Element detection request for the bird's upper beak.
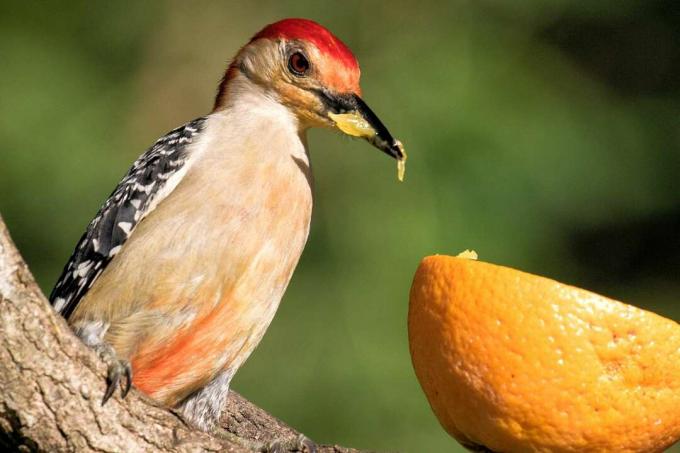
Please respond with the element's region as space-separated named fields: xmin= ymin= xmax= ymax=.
xmin=316 ymin=91 xmax=405 ymax=161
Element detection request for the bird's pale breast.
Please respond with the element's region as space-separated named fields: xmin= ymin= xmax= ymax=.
xmin=72 ymin=110 xmax=313 ymax=405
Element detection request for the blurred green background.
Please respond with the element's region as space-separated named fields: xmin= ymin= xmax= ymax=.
xmin=1 ymin=1 xmax=679 ymax=451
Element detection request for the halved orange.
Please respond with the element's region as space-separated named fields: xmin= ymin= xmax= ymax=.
xmin=408 ymin=253 xmax=680 ymax=452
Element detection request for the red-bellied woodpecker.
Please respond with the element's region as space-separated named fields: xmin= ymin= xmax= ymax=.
xmin=50 ymin=18 xmax=405 ymax=436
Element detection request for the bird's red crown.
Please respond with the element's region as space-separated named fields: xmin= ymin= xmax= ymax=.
xmin=253 ymin=18 xmax=359 ymax=74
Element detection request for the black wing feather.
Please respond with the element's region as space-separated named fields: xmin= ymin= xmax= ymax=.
xmin=50 ymin=117 xmax=207 ymax=319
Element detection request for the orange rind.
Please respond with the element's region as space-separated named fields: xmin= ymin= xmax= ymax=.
xmin=408 ymin=253 xmax=680 ymax=452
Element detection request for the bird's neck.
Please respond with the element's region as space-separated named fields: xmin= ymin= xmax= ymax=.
xmin=212 ymin=72 xmax=299 ymax=128
xmin=192 ymin=72 xmax=311 ymax=179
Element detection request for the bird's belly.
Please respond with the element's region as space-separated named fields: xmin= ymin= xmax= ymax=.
xmin=134 ymin=208 xmax=309 ymax=404
xmin=80 ymin=162 xmax=313 ymax=405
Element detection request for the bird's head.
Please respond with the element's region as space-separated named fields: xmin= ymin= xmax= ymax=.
xmin=214 ymin=18 xmax=405 ymax=162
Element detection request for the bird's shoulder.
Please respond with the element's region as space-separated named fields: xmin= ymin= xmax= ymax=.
xmin=50 ymin=117 xmax=208 ymax=318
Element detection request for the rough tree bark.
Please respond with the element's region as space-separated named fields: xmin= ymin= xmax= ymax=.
xmin=0 ymin=214 xmax=364 ymax=453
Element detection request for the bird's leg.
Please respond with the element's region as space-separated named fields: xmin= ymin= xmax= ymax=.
xmin=94 ymin=342 xmax=133 ymax=404
xmin=211 ymin=428 xmax=317 ymax=453
xmin=177 ymin=372 xmax=312 ymax=452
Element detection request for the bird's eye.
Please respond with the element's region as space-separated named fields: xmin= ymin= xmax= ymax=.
xmin=288 ymin=52 xmax=310 ymax=76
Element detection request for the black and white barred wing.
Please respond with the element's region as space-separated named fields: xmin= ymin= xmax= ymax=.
xmin=50 ymin=117 xmax=207 ymax=319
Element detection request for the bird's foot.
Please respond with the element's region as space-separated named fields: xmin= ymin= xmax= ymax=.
xmin=263 ymin=434 xmax=317 ymax=453
xmin=212 ymin=428 xmax=316 ymax=453
xmin=94 ymin=343 xmax=132 ymax=404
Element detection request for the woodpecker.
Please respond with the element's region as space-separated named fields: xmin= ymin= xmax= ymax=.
xmin=50 ymin=18 xmax=404 ymax=432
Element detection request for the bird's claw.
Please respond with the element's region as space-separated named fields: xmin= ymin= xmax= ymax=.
xmin=262 ymin=434 xmax=317 ymax=453
xmin=95 ymin=343 xmax=133 ymax=404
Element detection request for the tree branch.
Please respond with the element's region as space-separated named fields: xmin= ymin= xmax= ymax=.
xmin=0 ymin=213 xmax=362 ymax=453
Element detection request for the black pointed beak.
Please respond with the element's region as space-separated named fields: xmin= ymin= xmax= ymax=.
xmin=316 ymin=91 xmax=405 ymax=160
xmin=347 ymin=95 xmax=405 ymax=160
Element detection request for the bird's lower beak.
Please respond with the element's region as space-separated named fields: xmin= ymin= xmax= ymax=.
xmin=323 ymin=93 xmax=405 ymax=161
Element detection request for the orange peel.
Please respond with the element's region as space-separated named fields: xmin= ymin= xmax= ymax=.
xmin=408 ymin=254 xmax=680 ymax=452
